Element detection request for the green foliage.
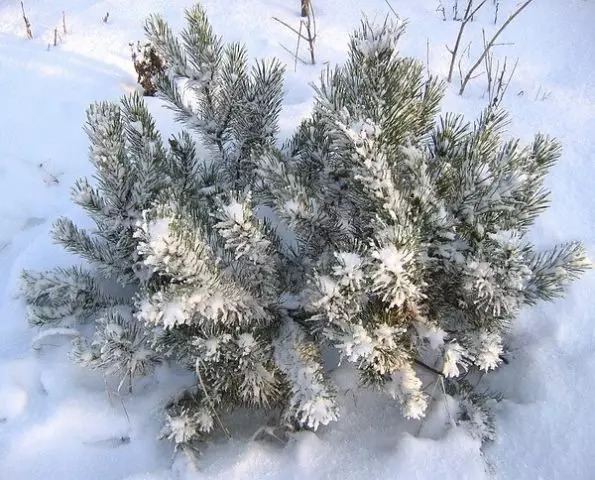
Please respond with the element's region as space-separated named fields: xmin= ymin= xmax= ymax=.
xmin=145 ymin=3 xmax=285 ymax=190
xmin=257 ymin=15 xmax=590 ymax=421
xmin=21 ymin=2 xmax=589 ymax=463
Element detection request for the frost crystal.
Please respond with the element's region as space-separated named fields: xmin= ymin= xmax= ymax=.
xmin=195 ymin=408 xmax=215 ymax=433
xmin=474 ymin=331 xmax=503 ymax=372
xmin=338 ymin=325 xmax=375 ymax=362
xmin=442 ymin=342 xmax=466 ymax=378
xmin=387 ymin=366 xmax=428 ymax=419
xmin=333 ymin=252 xmax=364 ymax=290
xmin=165 ymin=412 xmax=198 ymax=444
xmin=222 ymin=199 xmax=245 ymax=224
xmin=370 ymin=245 xmax=419 ymax=308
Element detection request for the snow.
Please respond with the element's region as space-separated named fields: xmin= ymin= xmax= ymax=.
xmin=222 ymin=199 xmax=245 ymax=224
xmin=332 ymin=251 xmax=364 ymax=288
xmin=442 ymin=342 xmax=466 ymax=378
xmin=1 ymin=0 xmax=595 ymax=479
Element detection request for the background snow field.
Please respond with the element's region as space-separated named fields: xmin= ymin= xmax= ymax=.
xmin=1 ymin=0 xmax=594 ymax=478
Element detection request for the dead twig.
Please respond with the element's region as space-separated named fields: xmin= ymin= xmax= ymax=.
xmin=384 ymin=0 xmax=399 ymax=19
xmin=273 ymin=16 xmax=304 ymax=39
xmin=447 ymin=0 xmax=488 ymax=82
xmin=483 ymin=30 xmax=494 ymax=99
xmin=459 ymin=0 xmax=533 ymax=95
xmin=305 ymin=2 xmax=317 ymax=64
xmin=436 ymin=2 xmax=447 ymax=21
xmin=21 ymin=1 xmax=33 ymax=39
xmin=62 ymin=11 xmax=67 ymax=35
xmin=534 ymin=85 xmax=551 ymax=102
xmin=497 ymin=57 xmax=518 ymax=106
xmin=196 ymin=359 xmax=231 ymax=438
xmin=273 ymin=1 xmax=317 ymax=66
xmin=485 ymin=53 xmax=518 ymax=108
xmin=294 ymin=21 xmax=303 ymax=72
xmin=426 ymin=37 xmax=431 ymax=77
xmin=279 ymin=43 xmax=309 ymax=66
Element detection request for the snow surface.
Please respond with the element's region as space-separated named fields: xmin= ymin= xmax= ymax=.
xmin=1 ymin=0 xmax=595 ymax=478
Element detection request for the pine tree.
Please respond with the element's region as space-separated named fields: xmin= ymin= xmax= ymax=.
xmin=21 ymin=3 xmax=336 ymax=458
xmin=144 ymin=4 xmax=285 ymax=191
xmin=22 ymin=95 xmax=168 ymax=392
xmin=21 ymin=2 xmax=589 ymax=460
xmin=257 ymin=16 xmax=590 ymax=436
xmin=135 ymin=192 xmax=336 ymax=449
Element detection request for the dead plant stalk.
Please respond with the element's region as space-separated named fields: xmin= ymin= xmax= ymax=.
xmin=447 ymin=0 xmax=488 ymax=83
xmin=273 ymin=3 xmax=317 ymax=66
xmin=459 ymin=0 xmax=533 ymax=95
xmin=21 ymin=1 xmax=33 ymax=39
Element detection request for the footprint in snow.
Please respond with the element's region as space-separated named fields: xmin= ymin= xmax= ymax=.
xmin=82 ymin=435 xmax=132 ymax=448
xmin=0 ymin=383 xmax=29 ymax=422
xmin=37 ymin=162 xmax=63 ymax=186
xmin=20 ymin=216 xmax=47 ymax=232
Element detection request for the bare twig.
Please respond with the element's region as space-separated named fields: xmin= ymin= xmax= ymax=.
xmin=53 ymin=27 xmax=58 ymax=47
xmin=62 ymin=11 xmax=67 ymax=35
xmin=482 ymin=30 xmax=493 ymax=98
xmin=273 ymin=1 xmax=317 ymax=66
xmin=416 ymin=376 xmax=441 ymax=437
xmin=294 ymin=21 xmax=303 ymax=72
xmin=415 ymin=359 xmax=444 ymax=377
xmin=305 ymin=2 xmax=317 ymax=64
xmin=384 ymin=0 xmax=399 ymax=19
xmin=279 ymin=43 xmax=309 ymax=66
xmin=196 ymin=359 xmax=231 ymax=438
xmin=38 ymin=162 xmax=60 ymax=185
xmin=21 ymin=1 xmax=33 ymax=39
xmin=459 ymin=0 xmax=533 ymax=95
xmin=273 ymin=16 xmax=306 ymax=39
xmin=426 ymin=37 xmax=431 ymax=77
xmin=447 ymin=0 xmax=488 ymax=82
xmin=534 ymin=85 xmax=551 ymax=102
xmin=102 ymin=12 xmax=110 ymax=23
xmin=436 ymin=2 xmax=447 ymax=21
xmin=482 ymin=23 xmax=519 ymax=108
xmin=496 ymin=57 xmax=519 ymax=106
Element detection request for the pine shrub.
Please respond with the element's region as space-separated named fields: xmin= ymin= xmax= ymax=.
xmin=22 ymin=2 xmax=589 ymax=460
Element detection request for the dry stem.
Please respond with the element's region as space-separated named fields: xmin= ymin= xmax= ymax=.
xmin=459 ymin=0 xmax=533 ymax=95
xmin=447 ymin=0 xmax=488 ymax=82
xmin=21 ymin=1 xmax=33 ymax=39
xmin=273 ymin=2 xmax=317 ymax=66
